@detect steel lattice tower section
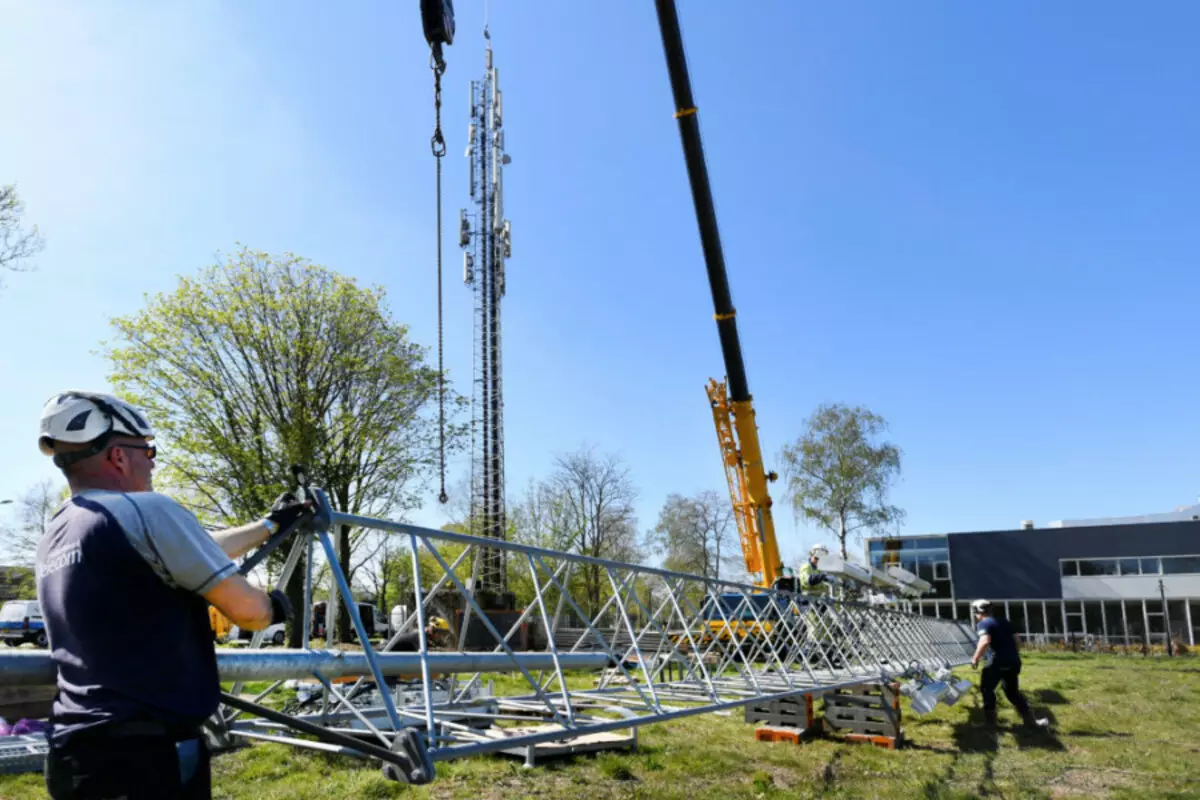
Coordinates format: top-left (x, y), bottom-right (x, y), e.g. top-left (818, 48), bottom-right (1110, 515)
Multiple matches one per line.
top-left (460, 36), bottom-right (513, 611)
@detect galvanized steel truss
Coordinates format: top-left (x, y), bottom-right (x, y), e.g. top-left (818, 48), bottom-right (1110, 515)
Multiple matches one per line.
top-left (205, 493), bottom-right (975, 783)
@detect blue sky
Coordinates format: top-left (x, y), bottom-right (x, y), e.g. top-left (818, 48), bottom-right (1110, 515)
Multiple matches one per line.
top-left (2, 1), bottom-right (1197, 569)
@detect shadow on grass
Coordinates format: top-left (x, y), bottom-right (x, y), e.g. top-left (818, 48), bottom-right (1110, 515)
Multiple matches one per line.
top-left (1011, 725), bottom-right (1066, 751)
top-left (951, 707), bottom-right (998, 754)
top-left (1031, 688), bottom-right (1070, 705)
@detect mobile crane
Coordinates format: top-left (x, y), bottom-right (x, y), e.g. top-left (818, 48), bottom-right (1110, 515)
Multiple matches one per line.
top-left (656, 1), bottom-right (796, 596)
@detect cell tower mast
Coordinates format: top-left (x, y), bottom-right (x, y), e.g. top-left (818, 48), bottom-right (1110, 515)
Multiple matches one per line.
top-left (460, 30), bottom-right (513, 610)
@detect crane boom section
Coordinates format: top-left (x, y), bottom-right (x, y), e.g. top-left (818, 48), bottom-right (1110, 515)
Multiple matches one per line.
top-left (707, 380), bottom-right (784, 587)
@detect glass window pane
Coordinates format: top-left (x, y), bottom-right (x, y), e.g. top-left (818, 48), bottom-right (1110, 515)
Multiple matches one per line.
top-left (1061, 560), bottom-right (1079, 577)
top-left (1103, 602), bottom-right (1124, 637)
top-left (1066, 613), bottom-right (1084, 634)
top-left (1118, 559), bottom-right (1140, 576)
top-left (1045, 601), bottom-right (1063, 634)
top-left (1167, 601), bottom-right (1187, 641)
top-left (1084, 602), bottom-right (1104, 635)
top-left (1008, 602), bottom-right (1027, 634)
top-left (1148, 613), bottom-right (1165, 635)
top-left (1125, 601), bottom-right (1145, 636)
top-left (1066, 601), bottom-right (1082, 614)
top-left (1163, 556), bottom-right (1200, 575)
top-left (1141, 558), bottom-right (1161, 575)
top-left (1079, 559), bottom-right (1119, 576)
top-left (1026, 602), bottom-right (1045, 634)
top-left (1146, 600), bottom-right (1163, 614)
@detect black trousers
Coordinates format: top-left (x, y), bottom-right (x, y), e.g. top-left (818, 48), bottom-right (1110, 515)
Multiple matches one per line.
top-left (979, 661), bottom-right (1032, 716)
top-left (45, 732), bottom-right (210, 800)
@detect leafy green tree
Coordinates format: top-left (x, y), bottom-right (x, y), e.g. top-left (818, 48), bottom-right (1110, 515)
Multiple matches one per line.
top-left (780, 404), bottom-right (904, 559)
top-left (107, 247), bottom-right (465, 645)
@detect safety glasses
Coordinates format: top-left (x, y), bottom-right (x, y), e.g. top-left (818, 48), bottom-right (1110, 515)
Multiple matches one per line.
top-left (114, 443), bottom-right (157, 461)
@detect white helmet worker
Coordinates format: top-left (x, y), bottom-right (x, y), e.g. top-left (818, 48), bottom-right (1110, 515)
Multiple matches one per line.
top-left (808, 544), bottom-right (829, 560)
top-left (38, 391), bottom-right (155, 469)
top-left (971, 599), bottom-right (992, 615)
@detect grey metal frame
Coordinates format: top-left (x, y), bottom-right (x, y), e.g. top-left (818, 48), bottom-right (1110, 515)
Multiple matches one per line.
top-left (2, 491), bottom-right (976, 785)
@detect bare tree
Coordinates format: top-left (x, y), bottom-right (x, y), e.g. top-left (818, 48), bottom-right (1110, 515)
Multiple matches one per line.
top-left (548, 447), bottom-right (640, 616)
top-left (0, 185), bottom-right (44, 281)
top-left (509, 477), bottom-right (574, 551)
top-left (1, 480), bottom-right (67, 565)
top-left (650, 490), bottom-right (736, 581)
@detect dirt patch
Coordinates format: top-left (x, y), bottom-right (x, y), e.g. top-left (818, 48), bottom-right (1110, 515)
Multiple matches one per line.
top-left (1047, 766), bottom-right (1134, 797)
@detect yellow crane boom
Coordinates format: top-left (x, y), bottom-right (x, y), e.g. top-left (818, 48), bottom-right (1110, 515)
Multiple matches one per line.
top-left (707, 379), bottom-right (784, 588)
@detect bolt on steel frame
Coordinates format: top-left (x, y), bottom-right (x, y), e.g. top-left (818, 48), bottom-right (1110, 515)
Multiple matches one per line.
top-left (185, 489), bottom-right (974, 783)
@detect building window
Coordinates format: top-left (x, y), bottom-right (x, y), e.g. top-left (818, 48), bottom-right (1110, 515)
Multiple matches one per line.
top-left (1167, 601), bottom-right (1187, 641)
top-left (1078, 559), bottom-right (1119, 576)
top-left (1118, 558), bottom-right (1140, 576)
top-left (1103, 601), bottom-right (1124, 638)
top-left (1163, 556), bottom-right (1200, 575)
top-left (1026, 601), bottom-right (1045, 634)
top-left (1007, 602), bottom-right (1027, 635)
top-left (867, 536), bottom-right (952, 599)
top-left (1045, 601), bottom-right (1063, 635)
top-left (1064, 556), bottom-right (1198, 577)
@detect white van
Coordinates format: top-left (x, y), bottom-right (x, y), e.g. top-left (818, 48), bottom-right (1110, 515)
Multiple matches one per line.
top-left (0, 599), bottom-right (47, 648)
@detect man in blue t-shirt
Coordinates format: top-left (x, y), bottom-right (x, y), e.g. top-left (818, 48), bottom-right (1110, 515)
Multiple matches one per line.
top-left (34, 391), bottom-right (313, 798)
top-left (970, 599), bottom-right (1048, 729)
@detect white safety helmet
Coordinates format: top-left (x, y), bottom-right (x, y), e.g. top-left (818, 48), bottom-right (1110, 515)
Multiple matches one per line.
top-left (808, 544), bottom-right (829, 559)
top-left (38, 391), bottom-right (155, 468)
top-left (971, 599), bottom-right (992, 614)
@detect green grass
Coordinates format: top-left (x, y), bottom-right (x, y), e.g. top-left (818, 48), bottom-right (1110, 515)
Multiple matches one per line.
top-left (3, 653), bottom-right (1198, 799)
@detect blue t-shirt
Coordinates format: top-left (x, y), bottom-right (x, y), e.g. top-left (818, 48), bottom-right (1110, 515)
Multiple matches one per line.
top-left (976, 615), bottom-right (1020, 667)
top-left (36, 491), bottom-right (237, 745)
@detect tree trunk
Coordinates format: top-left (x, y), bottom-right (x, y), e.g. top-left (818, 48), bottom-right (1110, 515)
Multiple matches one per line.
top-left (336, 522), bottom-right (353, 643)
top-left (838, 514), bottom-right (848, 559)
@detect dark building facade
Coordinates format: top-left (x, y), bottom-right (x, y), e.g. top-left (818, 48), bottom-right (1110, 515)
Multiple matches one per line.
top-left (867, 519), bottom-right (1200, 646)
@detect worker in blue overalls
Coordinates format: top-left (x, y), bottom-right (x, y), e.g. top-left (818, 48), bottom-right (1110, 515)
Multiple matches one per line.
top-left (971, 599), bottom-right (1048, 729)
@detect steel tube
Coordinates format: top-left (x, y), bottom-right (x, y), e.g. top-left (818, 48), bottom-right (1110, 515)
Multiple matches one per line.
top-left (325, 510), bottom-right (966, 627)
top-left (0, 649), bottom-right (612, 686)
